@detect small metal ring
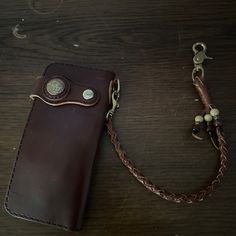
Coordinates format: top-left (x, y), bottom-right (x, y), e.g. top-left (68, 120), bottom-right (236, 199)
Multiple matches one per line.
top-left (192, 66), bottom-right (204, 81)
top-left (192, 42), bottom-right (207, 54)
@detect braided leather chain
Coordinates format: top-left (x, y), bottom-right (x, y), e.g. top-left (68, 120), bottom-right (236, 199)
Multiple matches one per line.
top-left (106, 118), bottom-right (228, 203)
top-left (106, 43), bottom-right (228, 203)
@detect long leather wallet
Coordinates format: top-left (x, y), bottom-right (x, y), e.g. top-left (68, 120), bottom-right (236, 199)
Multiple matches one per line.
top-left (4, 63), bottom-right (115, 231)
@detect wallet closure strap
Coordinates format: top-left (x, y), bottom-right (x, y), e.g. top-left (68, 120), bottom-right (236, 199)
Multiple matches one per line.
top-left (30, 75), bottom-right (100, 107)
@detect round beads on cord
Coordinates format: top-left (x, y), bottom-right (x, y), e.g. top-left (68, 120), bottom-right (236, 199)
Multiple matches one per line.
top-left (204, 114), bottom-right (213, 122)
top-left (210, 108), bottom-right (220, 120)
top-left (210, 108), bottom-right (222, 130)
top-left (194, 115), bottom-right (204, 123)
top-left (203, 108), bottom-right (220, 123)
top-left (192, 115), bottom-right (204, 135)
top-left (192, 107), bottom-right (222, 140)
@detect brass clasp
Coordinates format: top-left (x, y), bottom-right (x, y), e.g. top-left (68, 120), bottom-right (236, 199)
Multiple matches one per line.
top-left (192, 42), bottom-right (213, 80)
top-left (106, 79), bottom-right (120, 120)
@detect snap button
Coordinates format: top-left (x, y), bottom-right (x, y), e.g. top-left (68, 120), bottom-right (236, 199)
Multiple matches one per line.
top-left (46, 78), bottom-right (65, 96)
top-left (83, 89), bottom-right (94, 100)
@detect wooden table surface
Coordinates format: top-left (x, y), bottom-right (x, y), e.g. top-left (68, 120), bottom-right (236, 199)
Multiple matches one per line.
top-left (1, 0), bottom-right (236, 235)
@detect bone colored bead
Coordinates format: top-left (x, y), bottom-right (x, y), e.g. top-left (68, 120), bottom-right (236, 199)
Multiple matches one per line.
top-left (210, 108), bottom-right (220, 117)
top-left (194, 115), bottom-right (204, 123)
top-left (204, 114), bottom-right (213, 122)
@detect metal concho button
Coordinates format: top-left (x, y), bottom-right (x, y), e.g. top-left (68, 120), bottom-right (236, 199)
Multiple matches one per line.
top-left (46, 78), bottom-right (65, 96)
top-left (83, 89), bottom-right (94, 100)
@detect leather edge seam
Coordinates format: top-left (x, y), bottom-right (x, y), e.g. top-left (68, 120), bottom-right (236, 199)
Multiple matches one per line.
top-left (4, 100), bottom-right (76, 231)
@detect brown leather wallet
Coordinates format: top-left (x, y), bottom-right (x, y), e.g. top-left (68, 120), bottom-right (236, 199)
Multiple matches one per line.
top-left (4, 63), bottom-right (115, 231)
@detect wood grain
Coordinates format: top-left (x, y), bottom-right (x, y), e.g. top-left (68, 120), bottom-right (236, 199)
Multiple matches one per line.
top-left (1, 0), bottom-right (236, 235)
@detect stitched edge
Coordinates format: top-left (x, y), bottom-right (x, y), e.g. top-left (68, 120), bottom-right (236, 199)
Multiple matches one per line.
top-left (4, 100), bottom-right (79, 231)
top-left (4, 62), bottom-right (114, 231)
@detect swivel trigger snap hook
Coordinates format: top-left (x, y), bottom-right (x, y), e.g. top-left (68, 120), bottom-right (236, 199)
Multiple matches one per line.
top-left (192, 42), bottom-right (213, 65)
top-left (192, 42), bottom-right (213, 80)
top-left (106, 79), bottom-right (120, 121)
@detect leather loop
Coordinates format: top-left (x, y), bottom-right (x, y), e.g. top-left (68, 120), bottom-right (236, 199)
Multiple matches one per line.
top-left (193, 76), bottom-right (212, 111)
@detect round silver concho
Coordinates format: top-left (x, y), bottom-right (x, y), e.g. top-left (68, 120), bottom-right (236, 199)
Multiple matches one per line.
top-left (46, 78), bottom-right (65, 96)
top-left (82, 89), bottom-right (94, 100)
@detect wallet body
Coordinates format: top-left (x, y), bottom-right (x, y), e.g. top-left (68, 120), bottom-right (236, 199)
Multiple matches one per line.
top-left (5, 63), bottom-right (115, 230)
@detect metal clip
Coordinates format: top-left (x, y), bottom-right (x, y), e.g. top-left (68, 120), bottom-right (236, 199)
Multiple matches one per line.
top-left (192, 42), bottom-right (213, 80)
top-left (106, 79), bottom-right (120, 120)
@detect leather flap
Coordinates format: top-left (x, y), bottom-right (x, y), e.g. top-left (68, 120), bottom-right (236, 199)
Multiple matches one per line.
top-left (30, 75), bottom-right (100, 107)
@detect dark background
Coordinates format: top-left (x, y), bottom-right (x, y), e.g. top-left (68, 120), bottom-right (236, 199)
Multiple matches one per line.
top-left (0, 0), bottom-right (236, 235)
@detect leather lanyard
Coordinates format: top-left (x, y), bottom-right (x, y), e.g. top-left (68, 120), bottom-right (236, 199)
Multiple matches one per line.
top-left (106, 42), bottom-right (228, 203)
